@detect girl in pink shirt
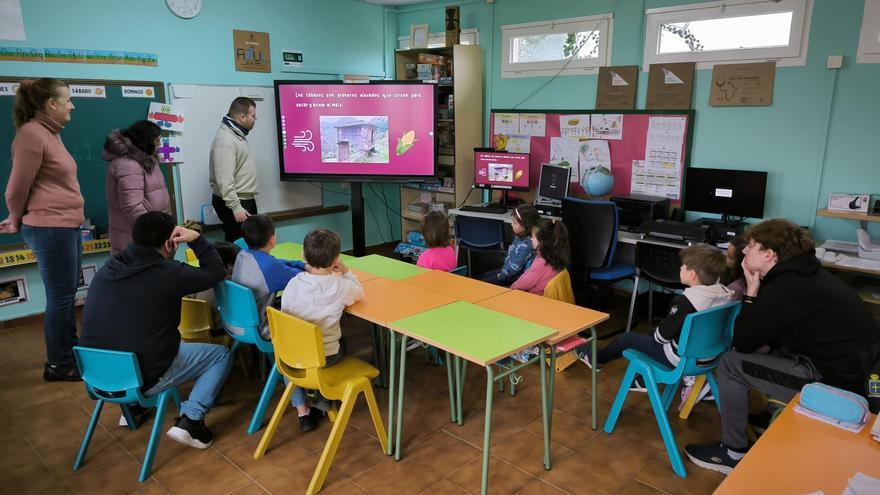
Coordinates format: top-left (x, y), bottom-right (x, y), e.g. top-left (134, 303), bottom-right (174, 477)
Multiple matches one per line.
top-left (511, 218), bottom-right (570, 295)
top-left (417, 211), bottom-right (457, 271)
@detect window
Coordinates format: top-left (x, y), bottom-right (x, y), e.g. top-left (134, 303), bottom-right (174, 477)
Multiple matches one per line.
top-left (643, 0), bottom-right (812, 69)
top-left (397, 28), bottom-right (479, 50)
top-left (500, 14), bottom-right (613, 78)
top-left (857, 0), bottom-right (880, 63)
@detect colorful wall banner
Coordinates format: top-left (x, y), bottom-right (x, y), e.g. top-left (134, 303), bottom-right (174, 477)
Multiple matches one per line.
top-left (121, 85), bottom-right (156, 98)
top-left (0, 46), bottom-right (157, 66)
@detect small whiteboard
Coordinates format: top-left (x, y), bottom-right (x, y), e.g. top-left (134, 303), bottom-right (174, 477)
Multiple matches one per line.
top-left (170, 84), bottom-right (321, 222)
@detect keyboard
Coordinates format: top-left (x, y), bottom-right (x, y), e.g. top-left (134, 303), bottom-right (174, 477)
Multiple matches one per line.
top-left (459, 205), bottom-right (509, 215)
top-left (640, 220), bottom-right (707, 242)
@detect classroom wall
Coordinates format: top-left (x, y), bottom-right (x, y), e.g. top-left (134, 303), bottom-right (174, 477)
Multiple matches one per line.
top-left (394, 0), bottom-right (880, 242)
top-left (0, 0), bottom-right (399, 320)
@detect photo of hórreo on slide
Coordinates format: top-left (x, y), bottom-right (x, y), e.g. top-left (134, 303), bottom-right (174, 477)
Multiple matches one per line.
top-left (319, 116), bottom-right (389, 163)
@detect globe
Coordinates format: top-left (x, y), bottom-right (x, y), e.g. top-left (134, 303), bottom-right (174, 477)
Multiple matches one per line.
top-left (582, 166), bottom-right (614, 197)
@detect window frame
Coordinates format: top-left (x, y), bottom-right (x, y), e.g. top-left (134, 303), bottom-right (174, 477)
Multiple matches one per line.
top-left (500, 13), bottom-right (614, 79)
top-left (643, 0), bottom-right (813, 70)
top-left (397, 28), bottom-right (479, 50)
top-left (857, 0), bottom-right (880, 63)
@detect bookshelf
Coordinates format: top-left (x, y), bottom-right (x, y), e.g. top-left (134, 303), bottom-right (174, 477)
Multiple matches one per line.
top-left (395, 45), bottom-right (483, 240)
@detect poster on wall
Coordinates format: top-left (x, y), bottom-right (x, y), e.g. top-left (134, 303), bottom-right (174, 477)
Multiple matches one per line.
top-left (0, 276), bottom-right (28, 307)
top-left (709, 62), bottom-right (776, 107)
top-left (233, 30), bottom-right (271, 73)
top-left (148, 102), bottom-right (185, 132)
top-left (156, 136), bottom-right (183, 163)
top-left (646, 62), bottom-right (695, 110)
top-left (595, 65), bottom-right (638, 110)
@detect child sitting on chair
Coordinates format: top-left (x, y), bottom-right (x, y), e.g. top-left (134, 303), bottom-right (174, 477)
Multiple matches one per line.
top-left (481, 204), bottom-right (540, 286)
top-left (417, 211), bottom-right (456, 271)
top-left (722, 235), bottom-right (747, 301)
top-left (577, 244), bottom-right (731, 387)
top-left (281, 229), bottom-right (365, 427)
top-left (511, 218), bottom-right (570, 295)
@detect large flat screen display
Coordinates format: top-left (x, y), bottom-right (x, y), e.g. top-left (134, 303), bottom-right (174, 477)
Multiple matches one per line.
top-left (275, 81), bottom-right (437, 181)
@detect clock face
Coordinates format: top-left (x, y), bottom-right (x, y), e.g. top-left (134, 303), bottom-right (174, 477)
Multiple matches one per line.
top-left (166, 0), bottom-right (202, 19)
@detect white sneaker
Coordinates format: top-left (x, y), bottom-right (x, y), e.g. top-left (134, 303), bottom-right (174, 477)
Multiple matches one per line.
top-left (576, 350), bottom-right (602, 372)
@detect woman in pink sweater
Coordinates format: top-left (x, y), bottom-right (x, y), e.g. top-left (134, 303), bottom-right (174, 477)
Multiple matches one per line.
top-left (104, 120), bottom-right (171, 255)
top-left (511, 218), bottom-right (570, 295)
top-left (1, 78), bottom-right (85, 382)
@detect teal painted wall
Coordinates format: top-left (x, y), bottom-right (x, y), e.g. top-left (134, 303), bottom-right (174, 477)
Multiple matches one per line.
top-left (0, 0), bottom-right (398, 320)
top-left (394, 0), bottom-right (880, 242)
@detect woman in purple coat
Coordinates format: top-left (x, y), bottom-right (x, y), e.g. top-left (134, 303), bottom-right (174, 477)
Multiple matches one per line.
top-left (103, 120), bottom-right (171, 255)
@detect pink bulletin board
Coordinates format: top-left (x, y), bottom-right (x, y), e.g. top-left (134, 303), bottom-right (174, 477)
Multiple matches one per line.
top-left (489, 110), bottom-right (695, 204)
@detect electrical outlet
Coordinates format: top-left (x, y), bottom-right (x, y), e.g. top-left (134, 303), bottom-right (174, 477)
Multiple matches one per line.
top-left (827, 55), bottom-right (844, 69)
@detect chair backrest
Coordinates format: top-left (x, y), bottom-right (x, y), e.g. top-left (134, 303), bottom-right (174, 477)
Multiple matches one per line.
top-left (635, 241), bottom-right (686, 287)
top-left (73, 346), bottom-right (144, 402)
top-left (543, 269), bottom-right (575, 304)
top-left (214, 280), bottom-right (267, 349)
top-left (449, 265), bottom-right (468, 276)
top-left (266, 306), bottom-right (325, 388)
top-left (454, 215), bottom-right (505, 250)
top-left (234, 238), bottom-right (248, 250)
top-left (677, 301), bottom-right (741, 371)
top-left (185, 248), bottom-right (197, 263)
top-left (562, 197), bottom-right (618, 270)
top-left (179, 298), bottom-right (213, 337)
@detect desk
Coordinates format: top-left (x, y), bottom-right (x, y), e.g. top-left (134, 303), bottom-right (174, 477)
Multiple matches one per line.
top-left (388, 301), bottom-right (556, 495)
top-left (449, 207), bottom-right (559, 224)
top-left (403, 269), bottom-right (510, 303)
top-left (476, 290), bottom-right (610, 429)
top-left (345, 254), bottom-right (426, 280)
top-left (715, 398), bottom-right (880, 494)
top-left (271, 242), bottom-right (376, 281)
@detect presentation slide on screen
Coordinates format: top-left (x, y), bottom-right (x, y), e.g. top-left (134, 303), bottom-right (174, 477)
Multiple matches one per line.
top-left (474, 152), bottom-right (530, 189)
top-left (277, 83), bottom-right (435, 177)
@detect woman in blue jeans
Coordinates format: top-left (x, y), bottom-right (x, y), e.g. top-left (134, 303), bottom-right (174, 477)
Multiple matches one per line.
top-left (1, 78), bottom-right (85, 381)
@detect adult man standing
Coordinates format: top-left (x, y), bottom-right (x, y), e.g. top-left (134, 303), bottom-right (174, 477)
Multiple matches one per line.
top-left (210, 97), bottom-right (258, 242)
top-left (81, 212), bottom-right (230, 448)
top-left (685, 219), bottom-right (880, 474)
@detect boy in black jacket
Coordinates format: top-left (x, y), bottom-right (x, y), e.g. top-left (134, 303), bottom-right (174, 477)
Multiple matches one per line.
top-left (81, 212), bottom-right (230, 449)
top-left (577, 244), bottom-right (731, 381)
top-left (686, 219), bottom-right (880, 475)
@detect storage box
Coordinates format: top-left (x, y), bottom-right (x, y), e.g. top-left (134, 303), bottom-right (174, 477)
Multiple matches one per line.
top-left (828, 193), bottom-right (870, 213)
top-left (418, 53), bottom-right (447, 65)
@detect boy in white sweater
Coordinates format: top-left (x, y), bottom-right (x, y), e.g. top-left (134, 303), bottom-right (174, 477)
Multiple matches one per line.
top-left (281, 228), bottom-right (364, 367)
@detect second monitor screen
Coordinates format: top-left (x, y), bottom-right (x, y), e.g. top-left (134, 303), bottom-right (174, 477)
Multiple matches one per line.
top-left (474, 151), bottom-right (530, 191)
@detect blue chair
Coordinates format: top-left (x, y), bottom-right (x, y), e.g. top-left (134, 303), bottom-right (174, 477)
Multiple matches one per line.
top-left (72, 346), bottom-right (182, 482)
top-left (603, 301), bottom-right (741, 478)
top-left (449, 265), bottom-right (468, 277)
top-left (234, 237), bottom-right (248, 250)
top-left (214, 280), bottom-right (281, 435)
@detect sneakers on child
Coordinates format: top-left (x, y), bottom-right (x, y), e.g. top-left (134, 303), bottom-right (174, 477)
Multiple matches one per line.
top-left (299, 407), bottom-right (323, 433)
top-left (43, 363), bottom-right (82, 382)
top-left (576, 348), bottom-right (602, 372)
top-left (684, 442), bottom-right (744, 474)
top-left (166, 415), bottom-right (214, 449)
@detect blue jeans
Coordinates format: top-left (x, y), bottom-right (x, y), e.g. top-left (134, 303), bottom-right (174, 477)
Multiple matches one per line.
top-left (21, 225), bottom-right (82, 366)
top-left (145, 342), bottom-right (233, 421)
top-left (595, 332), bottom-right (673, 367)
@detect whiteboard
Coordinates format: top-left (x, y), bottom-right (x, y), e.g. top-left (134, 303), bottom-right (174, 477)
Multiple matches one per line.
top-left (170, 84), bottom-right (321, 222)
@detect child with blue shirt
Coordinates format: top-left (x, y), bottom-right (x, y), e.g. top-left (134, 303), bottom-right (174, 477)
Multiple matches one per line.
top-left (231, 215), bottom-right (323, 432)
top-left (481, 204), bottom-right (540, 286)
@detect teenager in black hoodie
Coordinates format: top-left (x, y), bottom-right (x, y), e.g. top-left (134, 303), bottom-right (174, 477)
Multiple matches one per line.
top-left (686, 219), bottom-right (880, 474)
top-left (81, 212), bottom-right (230, 449)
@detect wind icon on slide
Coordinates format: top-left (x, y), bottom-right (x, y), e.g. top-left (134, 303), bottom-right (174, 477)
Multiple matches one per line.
top-left (395, 130), bottom-right (416, 156)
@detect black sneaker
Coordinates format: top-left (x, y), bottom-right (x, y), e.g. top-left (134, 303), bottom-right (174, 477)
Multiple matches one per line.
top-left (166, 415), bottom-right (214, 449)
top-left (629, 376), bottom-right (647, 392)
top-left (118, 404), bottom-right (152, 428)
top-left (685, 442), bottom-right (742, 475)
top-left (576, 347), bottom-right (602, 372)
top-left (43, 363), bottom-right (82, 382)
top-left (299, 407), bottom-right (323, 433)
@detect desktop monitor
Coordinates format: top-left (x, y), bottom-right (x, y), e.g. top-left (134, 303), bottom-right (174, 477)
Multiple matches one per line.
top-left (536, 163), bottom-right (571, 204)
top-left (684, 167), bottom-right (768, 220)
top-left (473, 150), bottom-right (530, 191)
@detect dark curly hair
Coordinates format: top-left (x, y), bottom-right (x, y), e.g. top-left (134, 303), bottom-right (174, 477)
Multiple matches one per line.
top-left (744, 219), bottom-right (814, 262)
top-left (122, 120), bottom-right (162, 158)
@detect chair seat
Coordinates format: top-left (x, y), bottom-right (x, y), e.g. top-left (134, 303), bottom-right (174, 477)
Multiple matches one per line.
top-left (622, 349), bottom-right (675, 376)
top-left (321, 357), bottom-right (380, 385)
top-left (590, 263), bottom-right (636, 281)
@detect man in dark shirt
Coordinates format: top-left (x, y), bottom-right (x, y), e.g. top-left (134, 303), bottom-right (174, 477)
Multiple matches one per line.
top-left (686, 219), bottom-right (880, 475)
top-left (81, 212), bottom-right (230, 449)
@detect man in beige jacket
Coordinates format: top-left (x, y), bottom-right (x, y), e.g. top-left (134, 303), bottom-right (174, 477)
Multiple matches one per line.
top-left (209, 97), bottom-right (258, 242)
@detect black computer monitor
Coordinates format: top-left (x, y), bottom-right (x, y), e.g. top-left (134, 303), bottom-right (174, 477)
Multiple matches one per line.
top-left (684, 167), bottom-right (768, 221)
top-left (473, 150), bottom-right (530, 192)
top-left (537, 163), bottom-right (571, 203)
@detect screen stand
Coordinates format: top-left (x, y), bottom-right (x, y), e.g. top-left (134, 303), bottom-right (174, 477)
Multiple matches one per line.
top-left (351, 183), bottom-right (366, 257)
top-left (487, 190), bottom-right (520, 210)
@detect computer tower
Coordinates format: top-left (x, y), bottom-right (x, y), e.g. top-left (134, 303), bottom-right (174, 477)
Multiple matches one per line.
top-left (610, 194), bottom-right (671, 231)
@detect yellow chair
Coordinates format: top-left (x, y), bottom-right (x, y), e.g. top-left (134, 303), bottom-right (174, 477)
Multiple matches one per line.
top-left (253, 307), bottom-right (387, 495)
top-left (179, 298), bottom-right (213, 342)
top-left (185, 248), bottom-right (197, 264)
top-left (543, 269), bottom-right (575, 304)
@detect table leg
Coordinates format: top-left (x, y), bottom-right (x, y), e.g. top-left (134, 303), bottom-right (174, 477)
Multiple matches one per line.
top-left (591, 326), bottom-right (598, 431)
top-left (548, 346), bottom-right (557, 435)
top-left (394, 335), bottom-right (409, 461)
top-left (481, 365), bottom-right (495, 495)
top-left (539, 344), bottom-right (551, 470)
top-left (446, 351), bottom-right (456, 423)
top-left (386, 329), bottom-right (396, 455)
top-left (457, 357), bottom-right (467, 426)
top-left (371, 325), bottom-right (382, 388)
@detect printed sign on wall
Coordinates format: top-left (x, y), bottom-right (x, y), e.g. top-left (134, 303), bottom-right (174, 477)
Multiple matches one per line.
top-left (233, 30), bottom-right (271, 73)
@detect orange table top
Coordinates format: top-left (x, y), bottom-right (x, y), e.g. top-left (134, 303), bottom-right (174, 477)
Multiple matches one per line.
top-left (476, 290), bottom-right (609, 345)
top-left (348, 267), bottom-right (380, 283)
top-left (714, 396), bottom-right (880, 495)
top-left (345, 277), bottom-right (457, 326)
top-left (403, 270), bottom-right (510, 303)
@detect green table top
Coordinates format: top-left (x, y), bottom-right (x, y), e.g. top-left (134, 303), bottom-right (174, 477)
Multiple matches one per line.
top-left (388, 301), bottom-right (555, 366)
top-left (344, 254), bottom-right (425, 281)
top-left (271, 242), bottom-right (354, 263)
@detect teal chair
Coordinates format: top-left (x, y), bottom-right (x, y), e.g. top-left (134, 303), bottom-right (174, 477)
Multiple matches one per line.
top-left (214, 279), bottom-right (282, 434)
top-left (234, 237), bottom-right (248, 250)
top-left (72, 346), bottom-right (182, 482)
top-left (603, 301), bottom-right (741, 478)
